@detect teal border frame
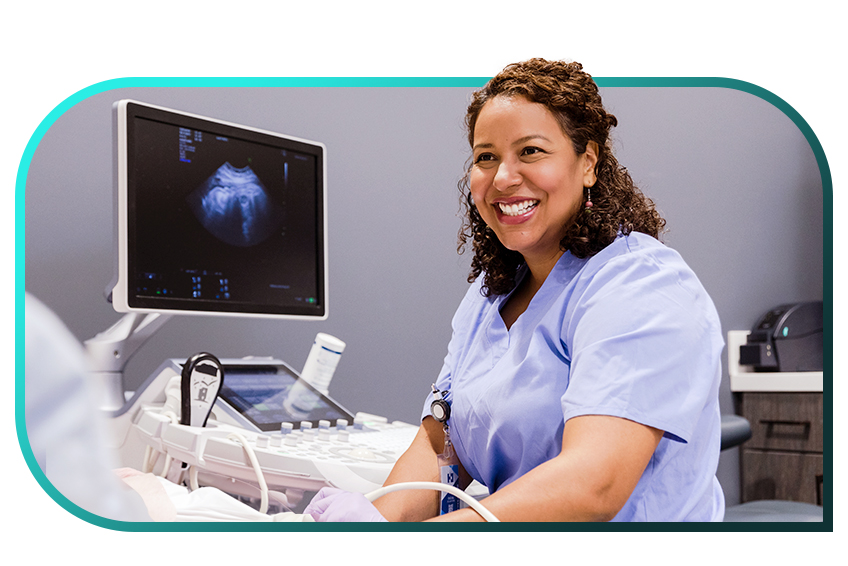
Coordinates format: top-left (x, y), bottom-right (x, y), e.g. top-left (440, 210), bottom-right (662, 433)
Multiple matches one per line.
top-left (14, 77), bottom-right (833, 532)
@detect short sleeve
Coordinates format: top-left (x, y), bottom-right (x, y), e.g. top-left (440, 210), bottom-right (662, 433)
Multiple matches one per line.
top-left (560, 238), bottom-right (723, 443)
top-left (420, 279), bottom-right (485, 423)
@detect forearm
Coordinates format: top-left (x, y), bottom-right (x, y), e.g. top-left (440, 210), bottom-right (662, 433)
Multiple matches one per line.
top-left (428, 454), bottom-right (618, 522)
top-left (429, 416), bottom-right (662, 523)
top-left (372, 418), bottom-right (444, 522)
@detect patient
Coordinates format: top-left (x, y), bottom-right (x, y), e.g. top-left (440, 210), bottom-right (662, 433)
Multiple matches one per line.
top-left (24, 292), bottom-right (150, 521)
top-left (25, 292), bottom-right (314, 522)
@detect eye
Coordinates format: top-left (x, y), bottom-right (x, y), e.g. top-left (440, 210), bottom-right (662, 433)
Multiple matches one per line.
top-left (474, 152), bottom-right (497, 164)
top-left (521, 146), bottom-right (545, 157)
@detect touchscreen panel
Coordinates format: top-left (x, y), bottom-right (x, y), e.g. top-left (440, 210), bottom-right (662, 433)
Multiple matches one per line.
top-left (218, 364), bottom-right (353, 432)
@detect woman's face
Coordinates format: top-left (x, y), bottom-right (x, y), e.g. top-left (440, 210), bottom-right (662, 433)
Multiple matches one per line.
top-left (470, 95), bottom-right (598, 268)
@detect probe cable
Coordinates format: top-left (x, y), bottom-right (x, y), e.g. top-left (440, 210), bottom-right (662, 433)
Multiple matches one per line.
top-left (365, 482), bottom-right (499, 522)
top-left (142, 410), bottom-right (179, 476)
top-left (217, 432), bottom-right (270, 514)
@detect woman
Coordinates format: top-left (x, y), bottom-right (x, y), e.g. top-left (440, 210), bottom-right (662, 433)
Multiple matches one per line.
top-left (306, 59), bottom-right (725, 522)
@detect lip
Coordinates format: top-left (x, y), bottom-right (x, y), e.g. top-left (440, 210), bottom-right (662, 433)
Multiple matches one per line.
top-left (492, 197), bottom-right (539, 225)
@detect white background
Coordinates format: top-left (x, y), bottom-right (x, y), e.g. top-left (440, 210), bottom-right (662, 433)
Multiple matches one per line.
top-left (4, 1), bottom-right (842, 563)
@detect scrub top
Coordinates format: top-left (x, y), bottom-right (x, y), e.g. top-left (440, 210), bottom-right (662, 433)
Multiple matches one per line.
top-left (422, 233), bottom-right (725, 522)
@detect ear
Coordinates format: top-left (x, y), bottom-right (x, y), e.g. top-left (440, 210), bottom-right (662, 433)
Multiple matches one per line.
top-left (582, 141), bottom-right (600, 187)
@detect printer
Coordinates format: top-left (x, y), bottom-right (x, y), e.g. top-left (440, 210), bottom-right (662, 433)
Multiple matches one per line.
top-left (738, 302), bottom-right (824, 372)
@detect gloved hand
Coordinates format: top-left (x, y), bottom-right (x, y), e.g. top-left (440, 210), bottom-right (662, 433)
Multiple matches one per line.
top-left (304, 487), bottom-right (388, 522)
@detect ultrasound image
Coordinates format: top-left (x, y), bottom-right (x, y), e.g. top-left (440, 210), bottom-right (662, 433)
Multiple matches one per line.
top-left (187, 162), bottom-right (284, 247)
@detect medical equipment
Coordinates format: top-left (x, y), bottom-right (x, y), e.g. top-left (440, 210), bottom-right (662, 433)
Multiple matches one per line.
top-left (86, 100), bottom-right (330, 411)
top-left (108, 356), bottom-right (423, 512)
top-left (739, 301), bottom-right (823, 372)
top-left (299, 333), bottom-right (345, 395)
top-left (365, 482), bottom-right (498, 522)
top-left (109, 99), bottom-right (328, 321)
top-left (88, 100), bottom-right (489, 518)
top-left (180, 352), bottom-right (224, 427)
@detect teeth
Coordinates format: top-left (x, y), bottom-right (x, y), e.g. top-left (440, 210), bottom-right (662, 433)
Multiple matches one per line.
top-left (498, 200), bottom-right (538, 216)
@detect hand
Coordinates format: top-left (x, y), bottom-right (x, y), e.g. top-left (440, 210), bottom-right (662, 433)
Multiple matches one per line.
top-left (304, 487), bottom-right (388, 522)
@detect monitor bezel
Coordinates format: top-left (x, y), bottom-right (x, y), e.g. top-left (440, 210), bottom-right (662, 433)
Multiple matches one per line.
top-left (109, 99), bottom-right (328, 320)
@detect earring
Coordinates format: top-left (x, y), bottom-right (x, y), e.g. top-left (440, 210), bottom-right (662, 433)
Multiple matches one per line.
top-left (585, 187), bottom-right (593, 213)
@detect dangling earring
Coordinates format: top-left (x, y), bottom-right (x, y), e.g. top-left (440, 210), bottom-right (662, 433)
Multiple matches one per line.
top-left (584, 187), bottom-right (594, 213)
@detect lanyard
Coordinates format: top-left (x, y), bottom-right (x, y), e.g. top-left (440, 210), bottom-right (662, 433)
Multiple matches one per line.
top-left (431, 384), bottom-right (460, 514)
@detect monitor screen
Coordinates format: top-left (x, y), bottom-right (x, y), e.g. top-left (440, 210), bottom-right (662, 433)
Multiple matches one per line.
top-left (218, 363), bottom-right (354, 432)
top-left (110, 100), bottom-right (327, 319)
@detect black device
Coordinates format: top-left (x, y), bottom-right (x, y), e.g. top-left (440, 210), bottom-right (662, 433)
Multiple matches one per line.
top-left (110, 100), bottom-right (327, 320)
top-left (180, 352), bottom-right (225, 427)
top-left (739, 302), bottom-right (824, 372)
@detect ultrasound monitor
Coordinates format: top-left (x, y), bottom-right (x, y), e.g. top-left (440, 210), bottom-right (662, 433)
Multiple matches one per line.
top-left (110, 100), bottom-right (327, 319)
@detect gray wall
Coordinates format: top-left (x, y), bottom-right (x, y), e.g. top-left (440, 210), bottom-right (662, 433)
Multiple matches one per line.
top-left (24, 85), bottom-right (823, 506)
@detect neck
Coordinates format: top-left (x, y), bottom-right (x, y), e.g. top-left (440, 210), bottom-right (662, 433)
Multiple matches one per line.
top-left (522, 249), bottom-right (565, 291)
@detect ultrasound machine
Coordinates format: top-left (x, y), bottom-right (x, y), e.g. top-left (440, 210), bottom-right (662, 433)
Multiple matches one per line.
top-left (85, 101), bottom-right (427, 514)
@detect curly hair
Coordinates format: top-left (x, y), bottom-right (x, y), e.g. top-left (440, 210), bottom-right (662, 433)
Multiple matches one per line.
top-left (458, 58), bottom-right (666, 297)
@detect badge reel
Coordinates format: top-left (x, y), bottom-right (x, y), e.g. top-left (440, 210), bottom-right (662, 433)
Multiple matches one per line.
top-left (431, 385), bottom-right (451, 424)
top-left (431, 384), bottom-right (461, 515)
top-left (181, 352), bottom-right (225, 427)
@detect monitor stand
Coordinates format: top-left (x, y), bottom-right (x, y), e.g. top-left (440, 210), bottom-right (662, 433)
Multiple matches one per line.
top-left (85, 312), bottom-right (173, 412)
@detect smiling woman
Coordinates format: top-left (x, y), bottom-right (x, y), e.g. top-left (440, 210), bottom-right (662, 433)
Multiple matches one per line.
top-left (469, 96), bottom-right (599, 293)
top-left (305, 59), bottom-right (727, 523)
top-left (459, 59), bottom-right (665, 298)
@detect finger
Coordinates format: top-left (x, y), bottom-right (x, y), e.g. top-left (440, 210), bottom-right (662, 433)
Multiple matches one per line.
top-left (303, 487), bottom-right (345, 516)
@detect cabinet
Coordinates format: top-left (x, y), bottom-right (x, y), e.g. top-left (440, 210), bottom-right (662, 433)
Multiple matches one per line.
top-left (727, 330), bottom-right (825, 506)
top-left (735, 392), bottom-right (824, 505)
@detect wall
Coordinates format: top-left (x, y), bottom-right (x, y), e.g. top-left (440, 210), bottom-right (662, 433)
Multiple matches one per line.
top-left (23, 84), bottom-right (824, 506)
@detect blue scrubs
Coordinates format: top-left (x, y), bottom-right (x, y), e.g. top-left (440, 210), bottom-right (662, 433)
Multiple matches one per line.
top-left (422, 233), bottom-right (725, 521)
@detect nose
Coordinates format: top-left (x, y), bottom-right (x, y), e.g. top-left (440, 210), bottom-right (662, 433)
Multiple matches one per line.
top-left (493, 158), bottom-right (521, 192)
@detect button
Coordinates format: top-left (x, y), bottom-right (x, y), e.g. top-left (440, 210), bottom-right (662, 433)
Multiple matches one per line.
top-left (336, 419), bottom-right (348, 431)
top-left (300, 421), bottom-right (313, 430)
top-left (318, 430), bottom-right (331, 442)
top-left (255, 435), bottom-right (270, 448)
top-left (346, 447), bottom-right (379, 461)
top-left (280, 423), bottom-right (294, 435)
top-left (337, 431), bottom-right (350, 443)
top-left (318, 420), bottom-right (330, 430)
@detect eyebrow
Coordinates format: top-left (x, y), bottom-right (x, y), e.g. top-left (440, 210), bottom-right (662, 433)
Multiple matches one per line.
top-left (472, 134), bottom-right (552, 152)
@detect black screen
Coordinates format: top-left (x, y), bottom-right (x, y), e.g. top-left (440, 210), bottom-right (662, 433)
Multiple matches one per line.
top-left (123, 102), bottom-right (325, 317)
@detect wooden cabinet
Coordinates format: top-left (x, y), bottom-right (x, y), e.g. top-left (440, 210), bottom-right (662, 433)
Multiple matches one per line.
top-left (735, 392), bottom-right (824, 505)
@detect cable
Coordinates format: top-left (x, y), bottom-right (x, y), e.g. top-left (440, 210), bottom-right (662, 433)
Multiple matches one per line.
top-left (142, 445), bottom-right (157, 473)
top-left (189, 465), bottom-right (200, 491)
top-left (365, 482), bottom-right (499, 522)
top-left (227, 432), bottom-right (269, 515)
top-left (157, 412), bottom-right (180, 478)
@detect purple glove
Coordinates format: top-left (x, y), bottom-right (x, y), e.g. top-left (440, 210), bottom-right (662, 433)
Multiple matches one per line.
top-left (304, 487), bottom-right (388, 522)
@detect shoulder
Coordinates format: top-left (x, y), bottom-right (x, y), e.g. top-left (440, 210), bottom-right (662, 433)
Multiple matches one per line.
top-left (572, 233), bottom-right (705, 302)
top-left (558, 232), bottom-right (720, 338)
top-left (589, 232), bottom-right (687, 274)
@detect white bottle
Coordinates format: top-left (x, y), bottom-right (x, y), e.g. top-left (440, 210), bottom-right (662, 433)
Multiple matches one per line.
top-left (300, 332), bottom-right (346, 394)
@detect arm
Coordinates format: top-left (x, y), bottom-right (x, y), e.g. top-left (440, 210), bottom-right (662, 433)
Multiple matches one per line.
top-left (430, 414), bottom-right (662, 522)
top-left (372, 416), bottom-right (470, 522)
